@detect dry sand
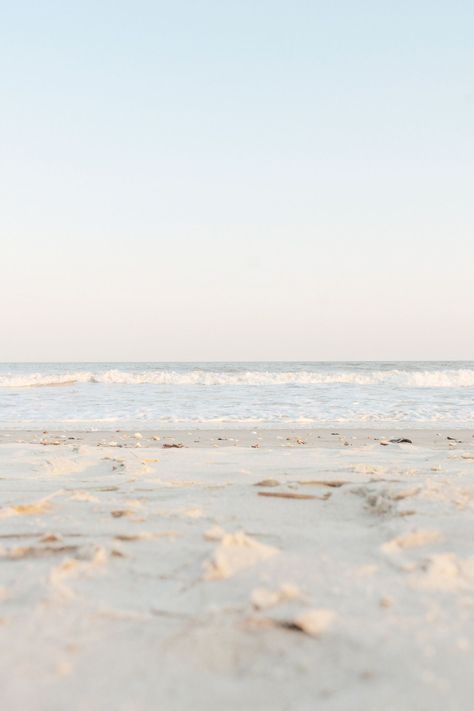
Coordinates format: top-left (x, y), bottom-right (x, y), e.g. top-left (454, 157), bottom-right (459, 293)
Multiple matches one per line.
top-left (1, 428), bottom-right (474, 710)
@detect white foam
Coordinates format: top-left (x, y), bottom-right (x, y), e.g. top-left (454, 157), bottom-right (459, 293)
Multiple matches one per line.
top-left (2, 368), bottom-right (474, 388)
top-left (0, 372), bottom-right (93, 388)
top-left (2, 363), bottom-right (473, 429)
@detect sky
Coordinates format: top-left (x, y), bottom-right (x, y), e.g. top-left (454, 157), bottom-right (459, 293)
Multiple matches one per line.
top-left (1, 1), bottom-right (473, 361)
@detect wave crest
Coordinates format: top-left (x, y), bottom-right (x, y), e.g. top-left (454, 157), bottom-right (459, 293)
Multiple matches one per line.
top-left (1, 368), bottom-right (474, 388)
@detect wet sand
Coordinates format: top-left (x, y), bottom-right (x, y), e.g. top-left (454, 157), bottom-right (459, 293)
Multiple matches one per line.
top-left (1, 428), bottom-right (474, 710)
top-left (1, 427), bottom-right (473, 449)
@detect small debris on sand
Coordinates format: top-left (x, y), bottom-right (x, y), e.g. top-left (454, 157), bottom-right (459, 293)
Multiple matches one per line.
top-left (290, 609), bottom-right (336, 637)
top-left (39, 533), bottom-right (63, 543)
top-left (296, 479), bottom-right (349, 488)
top-left (1, 544), bottom-right (80, 560)
top-left (256, 609), bottom-right (336, 637)
top-left (258, 491), bottom-right (331, 501)
top-left (115, 531), bottom-right (177, 542)
top-left (110, 510), bottom-right (136, 519)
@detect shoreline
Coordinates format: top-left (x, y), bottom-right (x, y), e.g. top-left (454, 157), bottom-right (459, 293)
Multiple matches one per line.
top-left (1, 427), bottom-right (473, 449)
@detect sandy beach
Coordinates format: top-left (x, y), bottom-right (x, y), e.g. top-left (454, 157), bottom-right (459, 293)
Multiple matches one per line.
top-left (1, 427), bottom-right (474, 710)
top-left (3, 0), bottom-right (473, 705)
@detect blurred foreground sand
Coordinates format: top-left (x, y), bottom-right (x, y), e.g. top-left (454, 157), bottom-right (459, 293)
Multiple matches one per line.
top-left (1, 428), bottom-right (474, 710)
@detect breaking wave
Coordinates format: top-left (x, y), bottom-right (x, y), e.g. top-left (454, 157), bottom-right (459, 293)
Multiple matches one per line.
top-left (2, 368), bottom-right (474, 388)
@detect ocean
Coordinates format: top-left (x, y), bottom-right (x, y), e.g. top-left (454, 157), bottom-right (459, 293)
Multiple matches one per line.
top-left (0, 362), bottom-right (473, 430)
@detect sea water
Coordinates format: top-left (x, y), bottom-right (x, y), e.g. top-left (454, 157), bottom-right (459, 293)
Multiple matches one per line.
top-left (0, 362), bottom-right (473, 430)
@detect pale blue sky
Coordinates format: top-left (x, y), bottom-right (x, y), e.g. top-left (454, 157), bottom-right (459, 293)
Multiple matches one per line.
top-left (1, 1), bottom-right (473, 360)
